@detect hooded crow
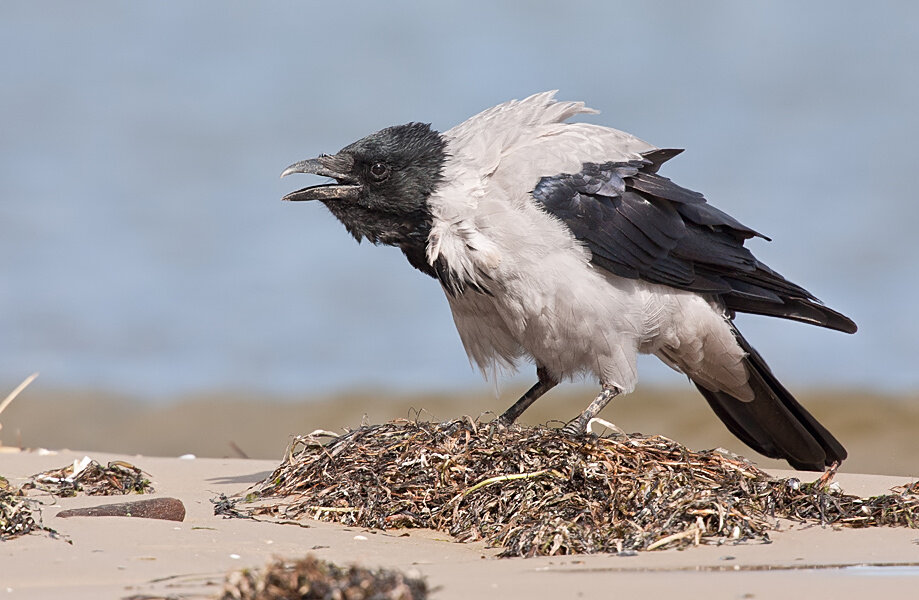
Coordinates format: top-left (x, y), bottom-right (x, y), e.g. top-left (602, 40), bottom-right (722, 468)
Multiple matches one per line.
top-left (281, 92), bottom-right (857, 471)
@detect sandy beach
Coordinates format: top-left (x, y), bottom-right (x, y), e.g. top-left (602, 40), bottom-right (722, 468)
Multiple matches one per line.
top-left (3, 386), bottom-right (918, 475)
top-left (1, 447), bottom-right (918, 599)
top-left (2, 388), bottom-right (918, 598)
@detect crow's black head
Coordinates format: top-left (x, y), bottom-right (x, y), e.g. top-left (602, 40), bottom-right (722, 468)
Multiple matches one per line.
top-left (282, 123), bottom-right (447, 247)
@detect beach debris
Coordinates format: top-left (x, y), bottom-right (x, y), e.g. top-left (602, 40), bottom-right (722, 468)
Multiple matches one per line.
top-left (57, 497), bottom-right (185, 521)
top-left (216, 554), bottom-right (428, 600)
top-left (0, 479), bottom-right (58, 540)
top-left (25, 457), bottom-right (153, 496)
top-left (217, 419), bottom-right (919, 557)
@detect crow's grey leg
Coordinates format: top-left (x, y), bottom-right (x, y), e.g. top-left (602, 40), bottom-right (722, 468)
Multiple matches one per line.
top-left (498, 366), bottom-right (558, 425)
top-left (561, 384), bottom-right (622, 435)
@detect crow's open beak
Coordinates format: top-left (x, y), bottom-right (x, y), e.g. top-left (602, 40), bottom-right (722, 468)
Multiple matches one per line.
top-left (280, 154), bottom-right (361, 201)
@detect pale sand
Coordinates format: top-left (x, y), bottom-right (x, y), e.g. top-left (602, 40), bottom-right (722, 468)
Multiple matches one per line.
top-left (2, 449), bottom-right (918, 599)
top-left (3, 387), bottom-right (919, 475)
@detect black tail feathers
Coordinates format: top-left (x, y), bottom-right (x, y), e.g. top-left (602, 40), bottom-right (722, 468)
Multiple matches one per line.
top-left (693, 327), bottom-right (847, 471)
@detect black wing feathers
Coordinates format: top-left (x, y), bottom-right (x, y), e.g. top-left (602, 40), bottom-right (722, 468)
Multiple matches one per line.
top-left (532, 151), bottom-right (857, 334)
top-left (629, 171), bottom-right (706, 205)
top-left (641, 148), bottom-right (684, 173)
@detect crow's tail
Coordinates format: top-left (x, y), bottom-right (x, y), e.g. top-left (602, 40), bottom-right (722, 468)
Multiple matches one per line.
top-left (692, 325), bottom-right (846, 471)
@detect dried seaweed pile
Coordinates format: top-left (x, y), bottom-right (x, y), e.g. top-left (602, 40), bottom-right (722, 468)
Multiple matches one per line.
top-left (0, 490), bottom-right (39, 540)
top-left (0, 477), bottom-right (55, 540)
top-left (217, 554), bottom-right (428, 600)
top-left (220, 419), bottom-right (919, 557)
top-left (25, 458), bottom-right (153, 497)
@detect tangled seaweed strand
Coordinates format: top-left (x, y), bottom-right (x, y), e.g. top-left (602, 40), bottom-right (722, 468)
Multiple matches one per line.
top-left (221, 419), bottom-right (919, 557)
top-left (0, 479), bottom-right (57, 541)
top-left (218, 554), bottom-right (428, 600)
top-left (25, 458), bottom-right (153, 497)
top-left (1, 489), bottom-right (40, 540)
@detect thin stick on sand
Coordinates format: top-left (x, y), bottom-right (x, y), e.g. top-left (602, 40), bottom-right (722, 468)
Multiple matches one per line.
top-left (0, 372), bottom-right (39, 434)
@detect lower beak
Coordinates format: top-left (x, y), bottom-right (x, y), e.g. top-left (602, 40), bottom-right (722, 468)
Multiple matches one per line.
top-left (280, 156), bottom-right (362, 202)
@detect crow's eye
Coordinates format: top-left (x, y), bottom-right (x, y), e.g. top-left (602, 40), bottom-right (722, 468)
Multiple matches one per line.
top-left (369, 162), bottom-right (390, 181)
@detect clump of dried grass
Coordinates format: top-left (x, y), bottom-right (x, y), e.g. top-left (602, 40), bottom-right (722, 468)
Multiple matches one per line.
top-left (25, 458), bottom-right (153, 497)
top-left (217, 554), bottom-right (428, 600)
top-left (217, 419), bottom-right (919, 557)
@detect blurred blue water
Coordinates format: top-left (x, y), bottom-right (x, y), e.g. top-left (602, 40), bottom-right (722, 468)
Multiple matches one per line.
top-left (1, 2), bottom-right (917, 400)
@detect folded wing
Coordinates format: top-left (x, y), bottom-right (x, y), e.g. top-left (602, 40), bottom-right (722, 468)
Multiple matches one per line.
top-left (532, 150), bottom-right (857, 334)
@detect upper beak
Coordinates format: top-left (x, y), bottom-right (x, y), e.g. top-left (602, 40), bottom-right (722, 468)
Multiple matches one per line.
top-left (280, 154), bottom-right (361, 202)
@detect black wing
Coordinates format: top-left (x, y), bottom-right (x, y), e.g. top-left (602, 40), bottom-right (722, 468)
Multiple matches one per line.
top-left (532, 150), bottom-right (857, 333)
